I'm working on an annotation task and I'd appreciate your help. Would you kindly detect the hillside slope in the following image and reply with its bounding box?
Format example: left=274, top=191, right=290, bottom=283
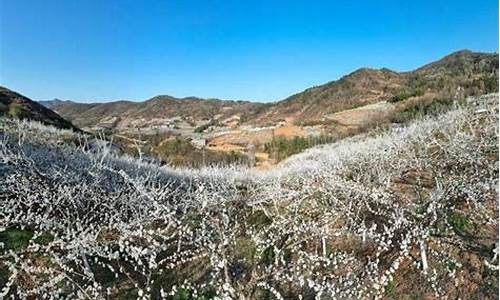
left=0, top=94, right=497, bottom=298
left=0, top=87, right=78, bottom=131
left=250, top=50, right=498, bottom=125
left=43, top=95, right=267, bottom=131
left=254, top=68, right=403, bottom=125
left=41, top=50, right=498, bottom=130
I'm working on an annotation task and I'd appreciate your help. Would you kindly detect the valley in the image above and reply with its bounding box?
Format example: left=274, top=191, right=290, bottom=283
left=0, top=93, right=497, bottom=299
left=0, top=49, right=498, bottom=299
left=33, top=50, right=498, bottom=168
left=1, top=0, right=498, bottom=298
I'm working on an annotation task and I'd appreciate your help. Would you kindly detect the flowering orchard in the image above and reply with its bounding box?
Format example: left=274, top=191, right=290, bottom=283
left=0, top=94, right=498, bottom=299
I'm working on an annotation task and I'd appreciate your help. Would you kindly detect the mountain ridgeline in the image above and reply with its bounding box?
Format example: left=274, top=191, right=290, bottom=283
left=37, top=50, right=497, bottom=131
left=0, top=87, right=78, bottom=131
left=40, top=96, right=268, bottom=131
left=252, top=50, right=498, bottom=125
left=0, top=49, right=497, bottom=134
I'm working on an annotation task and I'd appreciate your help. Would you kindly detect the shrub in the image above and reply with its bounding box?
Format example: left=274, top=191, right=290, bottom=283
left=194, top=119, right=222, bottom=133
left=7, top=103, right=28, bottom=118
left=388, top=88, right=425, bottom=103
left=155, top=137, right=250, bottom=167
left=0, top=102, right=7, bottom=114
left=481, top=75, right=499, bottom=93
left=390, top=97, right=458, bottom=123
left=264, top=135, right=336, bottom=161
left=194, top=123, right=211, bottom=133
left=449, top=212, right=475, bottom=234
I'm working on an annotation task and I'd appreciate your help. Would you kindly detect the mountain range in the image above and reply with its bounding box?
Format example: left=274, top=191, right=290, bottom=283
left=0, top=50, right=499, bottom=142
left=35, top=50, right=497, bottom=131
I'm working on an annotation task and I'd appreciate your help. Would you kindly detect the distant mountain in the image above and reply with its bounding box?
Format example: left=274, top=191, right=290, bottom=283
left=0, top=87, right=79, bottom=131
left=249, top=50, right=498, bottom=125
left=38, top=99, right=75, bottom=108
left=6, top=49, right=498, bottom=132
left=44, top=95, right=268, bottom=131
left=414, top=49, right=497, bottom=75
left=251, top=67, right=404, bottom=125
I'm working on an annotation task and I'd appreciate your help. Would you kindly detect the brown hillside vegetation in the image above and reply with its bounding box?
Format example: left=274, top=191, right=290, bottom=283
left=250, top=50, right=498, bottom=125
left=44, top=95, right=267, bottom=131
left=0, top=87, right=78, bottom=131
left=29, top=49, right=498, bottom=168
left=41, top=50, right=498, bottom=132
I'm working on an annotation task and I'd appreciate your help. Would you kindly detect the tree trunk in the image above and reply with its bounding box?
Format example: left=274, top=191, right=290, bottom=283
left=322, top=237, right=327, bottom=257
left=420, top=240, right=428, bottom=273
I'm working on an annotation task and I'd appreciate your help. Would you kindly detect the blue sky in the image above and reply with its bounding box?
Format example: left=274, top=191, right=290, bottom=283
left=0, top=0, right=498, bottom=102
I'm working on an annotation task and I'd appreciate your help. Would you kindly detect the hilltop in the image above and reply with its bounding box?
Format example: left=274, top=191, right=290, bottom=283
left=43, top=50, right=498, bottom=130
left=1, top=49, right=497, bottom=168
left=41, top=95, right=267, bottom=132
left=251, top=50, right=498, bottom=125
left=0, top=87, right=79, bottom=131
left=32, top=49, right=497, bottom=168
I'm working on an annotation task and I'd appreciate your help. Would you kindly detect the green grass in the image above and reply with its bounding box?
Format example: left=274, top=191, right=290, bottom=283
left=0, top=227, right=34, bottom=251
left=449, top=212, right=475, bottom=234
left=0, top=228, right=54, bottom=253
left=35, top=232, right=54, bottom=245
left=261, top=246, right=275, bottom=265
left=384, top=280, right=397, bottom=298
left=171, top=288, right=215, bottom=300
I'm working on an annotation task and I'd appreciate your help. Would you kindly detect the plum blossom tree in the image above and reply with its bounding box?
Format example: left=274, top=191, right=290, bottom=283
left=0, top=93, right=498, bottom=299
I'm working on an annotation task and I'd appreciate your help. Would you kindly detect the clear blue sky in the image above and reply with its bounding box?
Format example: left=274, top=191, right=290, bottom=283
left=0, top=0, right=498, bottom=102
